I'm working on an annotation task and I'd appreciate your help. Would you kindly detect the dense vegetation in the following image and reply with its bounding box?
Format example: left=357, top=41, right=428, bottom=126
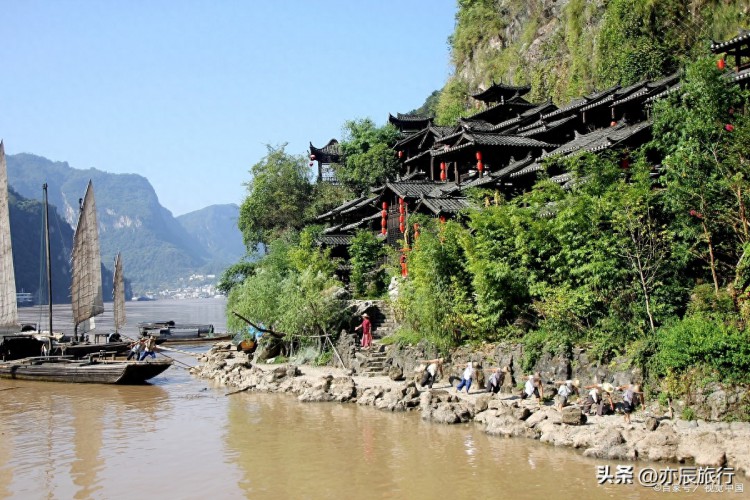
left=435, top=0, right=750, bottom=124
left=225, top=3, right=750, bottom=403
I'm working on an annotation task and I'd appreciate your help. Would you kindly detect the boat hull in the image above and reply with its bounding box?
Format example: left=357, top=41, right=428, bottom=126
left=0, top=358, right=172, bottom=384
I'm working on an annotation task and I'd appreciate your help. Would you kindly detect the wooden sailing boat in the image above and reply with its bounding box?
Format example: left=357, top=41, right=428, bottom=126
left=113, top=252, right=126, bottom=337
left=0, top=141, right=19, bottom=336
left=0, top=171, right=171, bottom=383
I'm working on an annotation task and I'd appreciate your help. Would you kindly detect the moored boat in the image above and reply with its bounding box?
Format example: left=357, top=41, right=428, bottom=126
left=0, top=356, right=172, bottom=384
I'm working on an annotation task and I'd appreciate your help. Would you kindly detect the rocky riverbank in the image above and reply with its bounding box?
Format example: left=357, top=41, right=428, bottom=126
left=191, top=342, right=750, bottom=477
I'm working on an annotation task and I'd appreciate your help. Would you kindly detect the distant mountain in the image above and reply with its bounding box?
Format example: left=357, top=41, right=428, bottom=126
left=8, top=186, right=131, bottom=303
left=177, top=204, right=246, bottom=275
left=7, top=153, right=243, bottom=291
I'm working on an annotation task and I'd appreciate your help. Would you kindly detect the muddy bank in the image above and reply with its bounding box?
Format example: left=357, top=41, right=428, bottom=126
left=192, top=342, right=750, bottom=478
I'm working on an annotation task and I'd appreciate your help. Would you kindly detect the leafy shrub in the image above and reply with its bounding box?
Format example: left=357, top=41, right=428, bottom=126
left=652, top=314, right=750, bottom=385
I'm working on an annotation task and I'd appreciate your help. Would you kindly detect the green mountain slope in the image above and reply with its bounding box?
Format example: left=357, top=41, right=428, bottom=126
left=7, top=153, right=221, bottom=291
left=177, top=204, right=246, bottom=275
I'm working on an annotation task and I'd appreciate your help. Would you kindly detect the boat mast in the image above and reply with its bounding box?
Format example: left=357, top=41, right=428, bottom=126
left=43, top=184, right=52, bottom=336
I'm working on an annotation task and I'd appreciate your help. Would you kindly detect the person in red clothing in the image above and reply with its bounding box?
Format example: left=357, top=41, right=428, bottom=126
left=354, top=313, right=372, bottom=349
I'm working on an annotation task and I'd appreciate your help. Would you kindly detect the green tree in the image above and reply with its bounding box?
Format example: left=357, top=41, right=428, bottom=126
left=653, top=58, right=747, bottom=296
left=334, top=119, right=400, bottom=194
left=349, top=230, right=386, bottom=298
left=238, top=144, right=313, bottom=250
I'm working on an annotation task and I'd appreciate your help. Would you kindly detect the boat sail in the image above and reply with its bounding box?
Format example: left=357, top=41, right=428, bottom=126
left=113, top=252, right=125, bottom=334
left=71, top=181, right=104, bottom=340
left=0, top=176, right=171, bottom=383
left=0, top=141, right=20, bottom=334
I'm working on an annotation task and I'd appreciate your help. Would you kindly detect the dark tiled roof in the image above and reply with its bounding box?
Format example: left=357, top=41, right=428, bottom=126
left=467, top=95, right=538, bottom=122
left=541, top=86, right=620, bottom=120
left=429, top=183, right=461, bottom=197
left=400, top=170, right=429, bottom=181
left=322, top=224, right=343, bottom=234
left=418, top=196, right=472, bottom=214
left=517, top=115, right=577, bottom=137
left=315, top=195, right=367, bottom=220
left=612, top=73, right=680, bottom=107
left=341, top=212, right=380, bottom=232
left=471, top=82, right=531, bottom=102
left=459, top=155, right=535, bottom=190
left=310, top=139, right=342, bottom=163
left=490, top=101, right=558, bottom=131
left=385, top=181, right=443, bottom=199
left=388, top=113, right=432, bottom=131
left=509, top=162, right=543, bottom=178
left=316, top=234, right=353, bottom=246
left=710, top=30, right=750, bottom=53
left=431, top=132, right=555, bottom=157
left=403, top=149, right=432, bottom=165
left=541, top=120, right=652, bottom=158
left=395, top=128, right=428, bottom=149
left=457, top=118, right=497, bottom=132
left=340, top=196, right=377, bottom=215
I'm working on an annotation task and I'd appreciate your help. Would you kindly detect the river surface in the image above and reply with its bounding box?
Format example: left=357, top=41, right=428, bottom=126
left=1, top=299, right=725, bottom=499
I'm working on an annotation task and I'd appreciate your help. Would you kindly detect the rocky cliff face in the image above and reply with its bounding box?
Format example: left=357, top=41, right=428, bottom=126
left=440, top=0, right=750, bottom=117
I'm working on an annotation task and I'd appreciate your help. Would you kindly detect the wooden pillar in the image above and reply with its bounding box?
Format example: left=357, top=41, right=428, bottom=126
left=454, top=162, right=459, bottom=185
left=430, top=157, right=435, bottom=181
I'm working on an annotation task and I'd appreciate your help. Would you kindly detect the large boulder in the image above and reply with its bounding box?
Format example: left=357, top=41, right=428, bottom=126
left=561, top=405, right=587, bottom=425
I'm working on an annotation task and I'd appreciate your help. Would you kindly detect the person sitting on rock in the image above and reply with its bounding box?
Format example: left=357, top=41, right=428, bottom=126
left=419, top=358, right=444, bottom=389
left=554, top=379, right=579, bottom=411
left=485, top=366, right=509, bottom=394
left=520, top=372, right=543, bottom=404
left=583, top=382, right=615, bottom=416
left=455, top=362, right=474, bottom=394
left=617, top=383, right=644, bottom=424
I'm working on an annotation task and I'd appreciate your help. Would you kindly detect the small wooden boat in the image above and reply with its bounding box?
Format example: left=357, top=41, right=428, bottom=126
left=157, top=334, right=232, bottom=345
left=0, top=356, right=172, bottom=384
left=138, top=321, right=215, bottom=338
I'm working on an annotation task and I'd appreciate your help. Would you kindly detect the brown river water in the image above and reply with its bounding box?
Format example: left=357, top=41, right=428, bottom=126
left=0, top=299, right=727, bottom=499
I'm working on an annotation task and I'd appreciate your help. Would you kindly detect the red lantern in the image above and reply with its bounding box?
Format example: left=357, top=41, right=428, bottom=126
left=475, top=151, right=482, bottom=161
left=399, top=223, right=405, bottom=233
left=440, top=161, right=447, bottom=182
left=610, top=121, right=617, bottom=127
left=310, top=154, right=316, bottom=161
left=398, top=151, right=403, bottom=158
left=477, top=161, right=484, bottom=173
left=399, top=205, right=404, bottom=215
left=718, top=58, right=726, bottom=70
left=726, top=124, right=735, bottom=132
left=382, top=202, right=388, bottom=210
left=381, top=218, right=387, bottom=228
left=381, top=228, right=387, bottom=235
left=381, top=209, right=387, bottom=218
left=399, top=214, right=405, bottom=224
left=399, top=197, right=404, bottom=205
left=413, top=223, right=420, bottom=240
left=439, top=216, right=446, bottom=224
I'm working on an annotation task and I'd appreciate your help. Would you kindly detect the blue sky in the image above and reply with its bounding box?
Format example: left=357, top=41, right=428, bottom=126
left=1, top=1, right=456, bottom=215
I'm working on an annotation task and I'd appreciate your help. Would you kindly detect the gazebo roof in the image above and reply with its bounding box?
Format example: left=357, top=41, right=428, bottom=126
left=467, top=94, right=538, bottom=123
left=309, top=139, right=342, bottom=164
left=388, top=113, right=433, bottom=132
left=471, top=81, right=531, bottom=103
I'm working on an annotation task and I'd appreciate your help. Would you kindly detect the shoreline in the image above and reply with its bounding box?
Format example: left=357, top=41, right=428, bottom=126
left=191, top=343, right=750, bottom=478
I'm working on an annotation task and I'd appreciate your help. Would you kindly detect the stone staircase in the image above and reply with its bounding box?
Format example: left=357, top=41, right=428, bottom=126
left=369, top=301, right=397, bottom=340
left=355, top=342, right=389, bottom=377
